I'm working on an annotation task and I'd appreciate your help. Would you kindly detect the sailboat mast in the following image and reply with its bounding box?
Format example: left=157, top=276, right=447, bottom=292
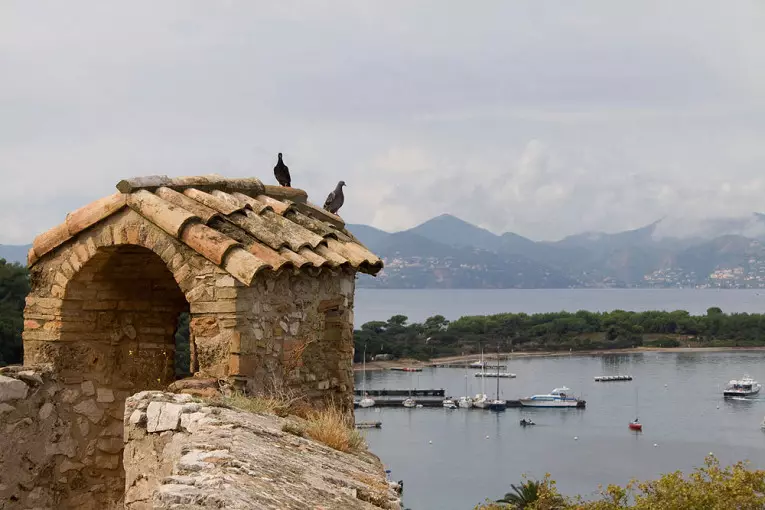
left=481, top=345, right=486, bottom=395
left=362, top=345, right=367, bottom=394
left=496, top=343, right=500, bottom=400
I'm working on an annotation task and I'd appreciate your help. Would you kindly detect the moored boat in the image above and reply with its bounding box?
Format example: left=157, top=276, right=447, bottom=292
left=402, top=397, right=417, bottom=408
left=519, top=387, right=584, bottom=408
left=475, top=372, right=516, bottom=378
left=723, top=375, right=761, bottom=397
left=629, top=419, right=642, bottom=431
left=443, top=398, right=458, bottom=409
left=458, top=396, right=473, bottom=408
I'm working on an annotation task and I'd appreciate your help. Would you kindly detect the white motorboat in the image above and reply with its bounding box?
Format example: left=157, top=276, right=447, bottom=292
left=724, top=375, right=761, bottom=397
left=402, top=398, right=417, bottom=408
left=443, top=398, right=458, bottom=409
left=519, top=386, right=584, bottom=408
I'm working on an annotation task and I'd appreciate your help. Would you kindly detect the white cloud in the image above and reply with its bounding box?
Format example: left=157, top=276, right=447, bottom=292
left=1, top=0, right=765, bottom=243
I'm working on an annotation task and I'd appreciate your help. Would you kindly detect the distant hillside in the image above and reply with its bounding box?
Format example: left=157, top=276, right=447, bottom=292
left=402, top=214, right=512, bottom=252
left=353, top=213, right=765, bottom=289
left=0, top=245, right=30, bottom=265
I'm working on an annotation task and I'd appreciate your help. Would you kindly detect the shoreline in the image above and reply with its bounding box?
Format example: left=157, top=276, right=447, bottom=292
left=353, top=346, right=765, bottom=372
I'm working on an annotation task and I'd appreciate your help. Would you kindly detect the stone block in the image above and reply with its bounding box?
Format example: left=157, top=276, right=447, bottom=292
left=74, top=399, right=104, bottom=423
left=190, top=300, right=237, bottom=314
left=215, top=275, right=236, bottom=287
left=60, top=388, right=81, bottom=403
left=38, top=402, right=55, bottom=420
left=77, top=416, right=90, bottom=437
left=97, top=437, right=123, bottom=454
left=129, top=410, right=146, bottom=426
left=146, top=402, right=183, bottom=433
left=0, top=375, right=28, bottom=402
left=317, top=380, right=330, bottom=390
left=94, top=453, right=120, bottom=470
left=81, top=380, right=96, bottom=396
left=97, top=388, right=115, bottom=403
left=0, top=403, right=14, bottom=414
left=59, top=459, right=84, bottom=473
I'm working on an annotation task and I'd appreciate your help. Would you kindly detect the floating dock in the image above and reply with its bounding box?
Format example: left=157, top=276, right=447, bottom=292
left=354, top=389, right=446, bottom=397
left=389, top=367, right=423, bottom=372
left=432, top=362, right=506, bottom=369
left=594, top=375, right=633, bottom=382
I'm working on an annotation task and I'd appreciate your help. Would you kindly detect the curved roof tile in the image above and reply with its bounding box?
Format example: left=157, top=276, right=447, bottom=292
left=28, top=175, right=383, bottom=281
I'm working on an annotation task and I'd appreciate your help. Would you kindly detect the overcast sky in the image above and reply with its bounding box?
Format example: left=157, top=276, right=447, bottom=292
left=2, top=1, right=765, bottom=244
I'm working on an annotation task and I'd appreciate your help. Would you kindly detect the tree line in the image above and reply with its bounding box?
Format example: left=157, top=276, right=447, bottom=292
left=353, top=307, right=765, bottom=361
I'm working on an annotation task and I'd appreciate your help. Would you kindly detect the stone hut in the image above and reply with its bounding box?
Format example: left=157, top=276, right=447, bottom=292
left=23, top=175, right=382, bottom=413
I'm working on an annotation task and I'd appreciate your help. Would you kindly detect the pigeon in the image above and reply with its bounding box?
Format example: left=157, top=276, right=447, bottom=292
left=274, top=153, right=291, bottom=187
left=323, top=180, right=346, bottom=214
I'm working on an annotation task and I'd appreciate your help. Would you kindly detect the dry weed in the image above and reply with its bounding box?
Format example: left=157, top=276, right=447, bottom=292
left=303, top=406, right=366, bottom=453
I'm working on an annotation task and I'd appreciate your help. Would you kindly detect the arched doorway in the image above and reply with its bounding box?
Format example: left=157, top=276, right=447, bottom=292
left=54, top=244, right=189, bottom=508
left=59, top=244, right=189, bottom=388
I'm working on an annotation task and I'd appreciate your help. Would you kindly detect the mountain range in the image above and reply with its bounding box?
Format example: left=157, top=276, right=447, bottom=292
left=348, top=213, right=765, bottom=289
left=4, top=213, right=765, bottom=289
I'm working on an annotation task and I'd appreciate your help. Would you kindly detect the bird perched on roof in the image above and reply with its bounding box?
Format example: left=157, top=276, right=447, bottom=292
left=323, top=181, right=346, bottom=214
left=274, top=153, right=291, bottom=187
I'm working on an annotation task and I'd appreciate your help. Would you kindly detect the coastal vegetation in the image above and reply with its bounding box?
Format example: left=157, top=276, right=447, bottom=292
left=475, top=456, right=765, bottom=509
left=353, top=308, right=765, bottom=361
left=0, top=260, right=28, bottom=366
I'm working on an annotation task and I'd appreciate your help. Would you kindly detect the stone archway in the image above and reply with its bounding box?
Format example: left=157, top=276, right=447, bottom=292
left=45, top=244, right=190, bottom=508
left=58, top=244, right=189, bottom=390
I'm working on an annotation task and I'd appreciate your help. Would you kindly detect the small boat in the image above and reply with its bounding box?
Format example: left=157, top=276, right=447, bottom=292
left=355, top=421, right=382, bottom=429
left=760, top=417, right=765, bottom=430
left=520, top=418, right=535, bottom=426
left=488, top=399, right=507, bottom=412
left=458, top=366, right=474, bottom=408
left=723, top=375, right=761, bottom=397
left=443, top=398, right=458, bottom=409
left=473, top=347, right=490, bottom=409
left=519, top=387, right=584, bottom=408
left=359, top=395, right=375, bottom=408
left=402, top=397, right=417, bottom=408
left=475, top=372, right=516, bottom=378
left=488, top=344, right=506, bottom=412
left=629, top=419, right=642, bottom=431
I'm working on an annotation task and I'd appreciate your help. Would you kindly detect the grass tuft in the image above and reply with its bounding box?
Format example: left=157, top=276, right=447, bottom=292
left=303, top=406, right=366, bottom=453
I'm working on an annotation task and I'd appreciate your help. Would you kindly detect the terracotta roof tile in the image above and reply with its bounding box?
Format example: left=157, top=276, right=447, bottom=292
left=29, top=175, right=384, bottom=280
left=155, top=187, right=221, bottom=224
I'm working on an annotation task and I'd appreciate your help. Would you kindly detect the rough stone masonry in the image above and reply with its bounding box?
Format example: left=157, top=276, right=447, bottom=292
left=1, top=175, right=385, bottom=508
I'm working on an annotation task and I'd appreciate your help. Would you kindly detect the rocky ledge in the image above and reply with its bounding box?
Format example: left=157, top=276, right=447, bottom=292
left=124, top=392, right=401, bottom=510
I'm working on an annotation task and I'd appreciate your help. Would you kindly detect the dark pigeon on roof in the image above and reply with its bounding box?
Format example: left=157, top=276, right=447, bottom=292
left=274, top=153, right=291, bottom=187
left=323, top=181, right=346, bottom=214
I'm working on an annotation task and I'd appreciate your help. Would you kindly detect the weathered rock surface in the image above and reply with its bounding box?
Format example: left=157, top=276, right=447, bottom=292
left=124, top=392, right=400, bottom=510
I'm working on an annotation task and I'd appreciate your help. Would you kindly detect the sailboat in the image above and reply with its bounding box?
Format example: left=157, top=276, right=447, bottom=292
left=402, top=369, right=417, bottom=408
left=473, top=346, right=489, bottom=409
left=458, top=364, right=474, bottom=408
left=359, top=346, right=375, bottom=408
left=629, top=388, right=642, bottom=431
left=488, top=344, right=507, bottom=412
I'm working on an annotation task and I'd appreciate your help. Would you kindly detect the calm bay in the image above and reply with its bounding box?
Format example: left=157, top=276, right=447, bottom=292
left=353, top=289, right=765, bottom=510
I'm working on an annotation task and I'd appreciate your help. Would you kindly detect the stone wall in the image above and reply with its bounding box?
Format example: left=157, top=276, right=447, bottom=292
left=0, top=366, right=127, bottom=509
left=233, top=267, right=357, bottom=415
left=123, top=391, right=400, bottom=510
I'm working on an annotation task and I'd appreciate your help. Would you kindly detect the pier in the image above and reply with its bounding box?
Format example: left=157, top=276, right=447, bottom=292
left=354, top=388, right=445, bottom=397
left=594, top=375, right=633, bottom=382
